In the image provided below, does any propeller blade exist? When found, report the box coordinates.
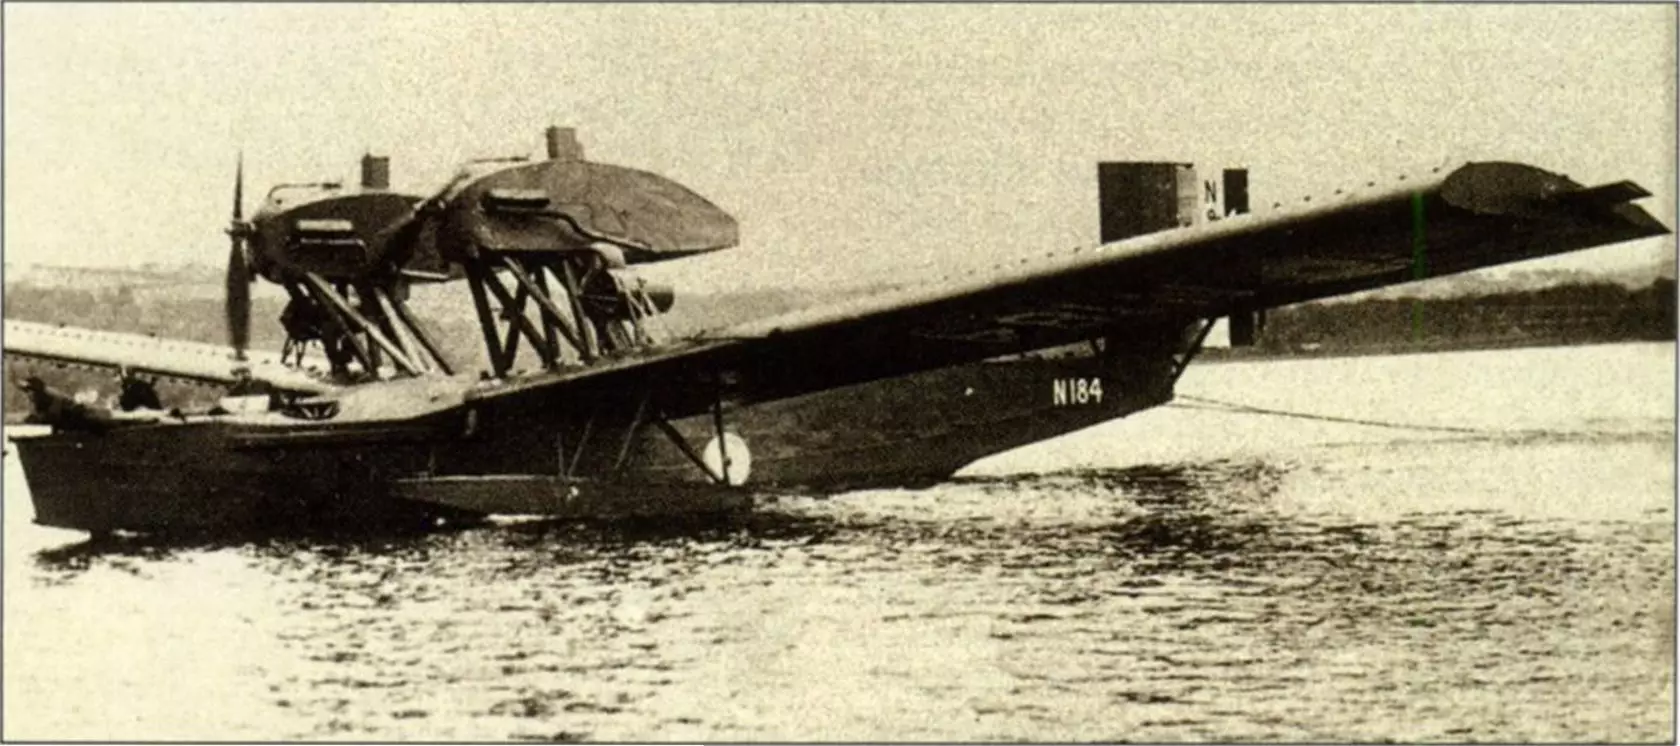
[226,236,251,361]
[232,152,244,222]
[226,155,251,361]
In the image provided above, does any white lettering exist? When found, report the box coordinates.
[1051,378,1106,407]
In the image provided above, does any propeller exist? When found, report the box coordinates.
[225,154,252,362]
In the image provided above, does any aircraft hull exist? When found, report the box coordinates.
[10,349,1174,537]
[640,352,1169,490]
[10,420,465,536]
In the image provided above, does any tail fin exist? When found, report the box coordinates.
[1097,161,1262,344]
[1097,162,1250,243]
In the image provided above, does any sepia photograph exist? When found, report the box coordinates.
[2,3,1674,741]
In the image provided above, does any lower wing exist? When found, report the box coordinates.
[3,319,338,396]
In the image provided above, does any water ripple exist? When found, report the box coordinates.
[7,435,1672,741]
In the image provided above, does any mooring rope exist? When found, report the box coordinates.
[1169,393,1521,436]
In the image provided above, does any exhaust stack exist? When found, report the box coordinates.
[546,126,583,161]
[360,154,391,190]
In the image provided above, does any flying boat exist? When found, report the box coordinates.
[4,126,1668,537]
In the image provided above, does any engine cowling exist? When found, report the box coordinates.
[245,187,422,283]
[402,154,739,267]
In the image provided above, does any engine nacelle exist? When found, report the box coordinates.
[244,157,426,284]
[399,129,738,267]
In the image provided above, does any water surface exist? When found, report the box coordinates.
[5,343,1672,741]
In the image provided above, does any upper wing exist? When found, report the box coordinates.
[467,160,1666,415]
[3,319,338,396]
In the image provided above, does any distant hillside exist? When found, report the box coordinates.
[1206,277,1675,360]
[2,270,887,378]
[1319,257,1675,304]
[5,262,224,288]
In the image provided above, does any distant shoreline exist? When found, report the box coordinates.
[5,271,1673,389]
[1198,337,1674,365]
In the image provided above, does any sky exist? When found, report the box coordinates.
[4,4,1675,293]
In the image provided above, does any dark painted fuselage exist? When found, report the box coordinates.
[11,339,1177,536]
